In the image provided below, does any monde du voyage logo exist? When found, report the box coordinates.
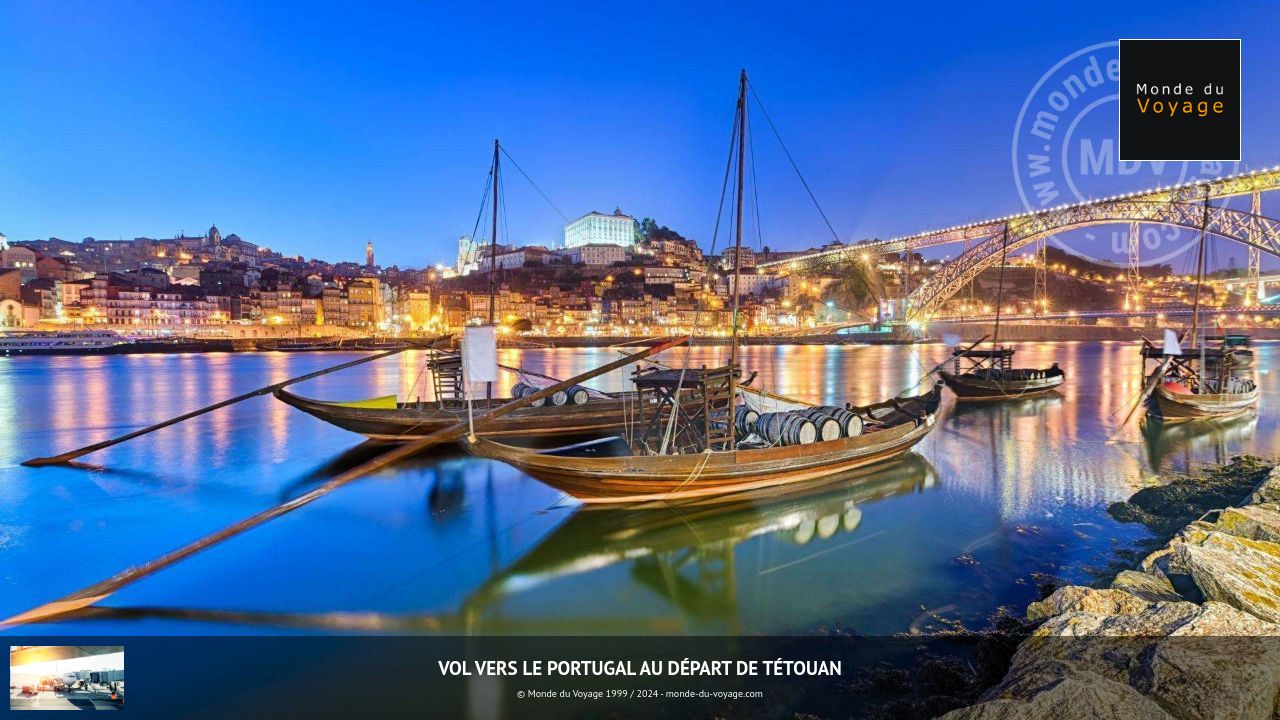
[1119,39,1241,161]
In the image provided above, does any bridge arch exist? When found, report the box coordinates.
[907,199,1280,322]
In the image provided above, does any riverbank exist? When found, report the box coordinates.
[941,455,1280,720]
[929,322,1280,343]
[10,323,1280,355]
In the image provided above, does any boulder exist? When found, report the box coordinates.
[1026,586,1155,623]
[1033,601,1202,638]
[1246,467,1280,505]
[1014,603,1280,720]
[1178,531,1280,624]
[937,671,1175,720]
[1110,570,1182,603]
[1214,504,1280,543]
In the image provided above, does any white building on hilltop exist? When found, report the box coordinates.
[564,208,636,249]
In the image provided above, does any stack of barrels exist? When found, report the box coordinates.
[743,405,864,447]
[511,382,594,407]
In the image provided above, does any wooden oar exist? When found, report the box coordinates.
[2,335,688,627]
[1109,356,1171,442]
[21,335,452,467]
[1108,333,1182,442]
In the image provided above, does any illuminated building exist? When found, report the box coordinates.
[563,208,636,249]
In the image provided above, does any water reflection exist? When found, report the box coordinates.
[1141,412,1260,470]
[4,342,1280,636]
[42,454,937,635]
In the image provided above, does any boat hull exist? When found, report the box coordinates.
[464,387,942,504]
[939,367,1064,401]
[273,387,635,441]
[1147,383,1259,423]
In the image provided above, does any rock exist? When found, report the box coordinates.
[1110,570,1182,602]
[1178,531,1280,624]
[1214,504,1280,543]
[1170,600,1280,636]
[1013,603,1280,720]
[1246,466,1280,505]
[1026,586,1155,623]
[936,671,1175,720]
[1144,603,1280,720]
[1033,601,1202,637]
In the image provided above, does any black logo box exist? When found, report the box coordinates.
[1119,39,1240,162]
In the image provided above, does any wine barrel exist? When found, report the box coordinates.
[548,388,569,406]
[817,406,863,437]
[796,409,841,442]
[734,406,759,436]
[757,412,817,446]
[511,382,546,407]
[566,385,591,405]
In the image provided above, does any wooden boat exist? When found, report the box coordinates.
[938,221,1065,402]
[1141,191,1258,424]
[1142,347,1258,423]
[466,383,942,504]
[274,387,642,442]
[350,338,411,350]
[259,338,343,352]
[939,347,1064,401]
[1148,380,1258,421]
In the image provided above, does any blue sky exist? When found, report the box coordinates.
[3,1,1279,269]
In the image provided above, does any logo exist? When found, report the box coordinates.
[1119,39,1241,162]
[1012,41,1240,265]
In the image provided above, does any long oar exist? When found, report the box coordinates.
[1109,356,1170,442]
[2,335,688,627]
[1108,332,1187,441]
[21,335,452,467]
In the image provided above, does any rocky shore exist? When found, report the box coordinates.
[941,456,1280,720]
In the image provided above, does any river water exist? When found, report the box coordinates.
[1,342,1274,636]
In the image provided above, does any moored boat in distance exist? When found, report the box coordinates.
[349,338,411,350]
[257,338,344,352]
[1141,189,1259,424]
[939,347,1064,401]
[1142,344,1258,423]
[0,329,131,355]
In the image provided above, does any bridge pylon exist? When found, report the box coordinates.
[1127,222,1142,311]
[1249,190,1262,306]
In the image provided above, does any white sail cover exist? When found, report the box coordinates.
[462,326,498,383]
[740,389,816,414]
[1163,328,1181,356]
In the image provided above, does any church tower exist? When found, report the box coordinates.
[208,224,222,246]
[365,240,375,268]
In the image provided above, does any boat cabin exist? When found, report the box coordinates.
[628,365,737,454]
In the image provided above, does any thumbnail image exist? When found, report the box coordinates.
[10,646,123,711]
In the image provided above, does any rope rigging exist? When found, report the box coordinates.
[746,79,843,247]
[498,146,571,223]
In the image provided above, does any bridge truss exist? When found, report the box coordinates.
[758,168,1280,323]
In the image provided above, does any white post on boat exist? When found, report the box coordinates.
[462,325,498,439]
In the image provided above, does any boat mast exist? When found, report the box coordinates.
[991,223,1009,349]
[726,69,748,449]
[1189,188,1210,350]
[489,139,500,327]
[488,138,500,400]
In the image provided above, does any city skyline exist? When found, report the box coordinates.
[5,1,1280,269]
